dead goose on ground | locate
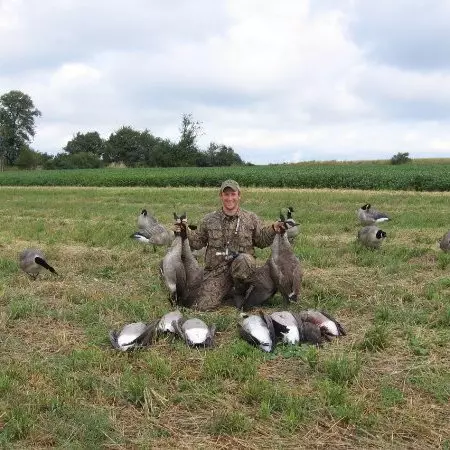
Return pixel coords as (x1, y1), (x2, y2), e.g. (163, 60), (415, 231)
(172, 317), (215, 348)
(269, 212), (303, 304)
(241, 261), (277, 311)
(357, 203), (390, 226)
(160, 213), (187, 306)
(109, 320), (158, 351)
(270, 311), (333, 346)
(297, 310), (346, 338)
(439, 230), (450, 252)
(238, 312), (284, 352)
(156, 310), (184, 333)
(357, 225), (387, 249)
(19, 248), (58, 279)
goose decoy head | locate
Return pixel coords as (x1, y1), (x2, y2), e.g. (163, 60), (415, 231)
(361, 203), (371, 211)
(141, 209), (148, 216)
(288, 292), (298, 303)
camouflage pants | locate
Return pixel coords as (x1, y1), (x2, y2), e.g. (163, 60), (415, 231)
(191, 253), (256, 311)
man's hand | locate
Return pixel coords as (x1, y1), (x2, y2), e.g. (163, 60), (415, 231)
(272, 221), (286, 234)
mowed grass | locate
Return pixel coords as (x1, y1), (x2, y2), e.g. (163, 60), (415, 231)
(0, 186), (449, 449)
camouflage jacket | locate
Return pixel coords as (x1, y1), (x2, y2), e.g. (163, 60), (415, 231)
(187, 208), (276, 270)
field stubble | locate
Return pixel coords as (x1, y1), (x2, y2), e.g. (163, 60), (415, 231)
(0, 186), (449, 449)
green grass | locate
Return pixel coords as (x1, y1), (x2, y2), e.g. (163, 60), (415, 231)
(0, 186), (448, 448)
(1, 162), (450, 190)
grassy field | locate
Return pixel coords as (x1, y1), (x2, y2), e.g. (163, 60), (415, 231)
(0, 186), (449, 449)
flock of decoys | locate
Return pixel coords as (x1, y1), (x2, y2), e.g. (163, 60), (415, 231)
(17, 203), (450, 353)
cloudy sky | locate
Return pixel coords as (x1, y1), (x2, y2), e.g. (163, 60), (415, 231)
(1, 0), (450, 164)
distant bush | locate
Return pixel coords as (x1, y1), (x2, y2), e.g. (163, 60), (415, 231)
(391, 152), (411, 165)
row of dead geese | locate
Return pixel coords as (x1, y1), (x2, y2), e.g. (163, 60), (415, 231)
(109, 309), (346, 352)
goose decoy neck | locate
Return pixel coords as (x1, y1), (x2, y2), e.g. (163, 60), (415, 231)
(361, 203), (371, 210)
(376, 230), (386, 239)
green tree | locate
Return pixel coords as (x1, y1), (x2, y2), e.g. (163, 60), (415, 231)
(0, 90), (41, 165)
(64, 131), (105, 157)
(176, 113), (204, 166)
(391, 152), (411, 165)
(16, 145), (41, 170)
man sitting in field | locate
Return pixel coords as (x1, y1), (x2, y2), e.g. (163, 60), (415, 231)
(177, 179), (285, 310)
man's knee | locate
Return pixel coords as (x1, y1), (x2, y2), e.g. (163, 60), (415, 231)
(231, 253), (256, 282)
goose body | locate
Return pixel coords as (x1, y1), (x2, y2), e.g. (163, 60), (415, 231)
(358, 225), (387, 249)
(357, 204), (390, 226)
(132, 209), (175, 249)
(439, 230), (450, 252)
(269, 311), (300, 344)
(270, 311), (333, 346)
(297, 309), (346, 338)
(269, 217), (303, 303)
(242, 261), (277, 310)
(109, 321), (157, 351)
(19, 249), (58, 279)
(238, 312), (280, 352)
(173, 317), (215, 347)
(160, 213), (187, 306)
(180, 234), (204, 307)
(157, 310), (184, 333)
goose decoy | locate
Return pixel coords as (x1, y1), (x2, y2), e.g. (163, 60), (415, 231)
(238, 312), (283, 352)
(160, 213), (187, 306)
(241, 261), (277, 310)
(19, 248), (58, 279)
(357, 225), (387, 249)
(357, 204), (390, 226)
(439, 230), (450, 252)
(268, 212), (303, 304)
(131, 209), (175, 251)
(156, 310), (184, 333)
(109, 321), (158, 351)
(172, 317), (215, 348)
(297, 309), (346, 338)
(285, 206), (300, 244)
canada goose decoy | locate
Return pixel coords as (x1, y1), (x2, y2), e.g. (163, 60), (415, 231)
(241, 261), (277, 311)
(238, 312), (284, 352)
(357, 225), (387, 249)
(439, 230), (450, 252)
(285, 206), (300, 244)
(357, 204), (390, 226)
(19, 249), (58, 279)
(172, 317), (215, 348)
(268, 212), (303, 304)
(131, 209), (175, 251)
(270, 311), (332, 346)
(109, 320), (158, 351)
(156, 310), (184, 333)
(160, 213), (187, 306)
(297, 310), (346, 338)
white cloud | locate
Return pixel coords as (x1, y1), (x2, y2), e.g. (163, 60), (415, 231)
(1, 0), (450, 163)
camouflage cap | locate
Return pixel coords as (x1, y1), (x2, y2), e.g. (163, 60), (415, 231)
(220, 179), (240, 192)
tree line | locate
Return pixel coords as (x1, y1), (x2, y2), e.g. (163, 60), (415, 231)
(0, 90), (248, 170)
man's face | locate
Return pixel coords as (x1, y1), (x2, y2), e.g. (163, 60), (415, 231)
(220, 188), (240, 214)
